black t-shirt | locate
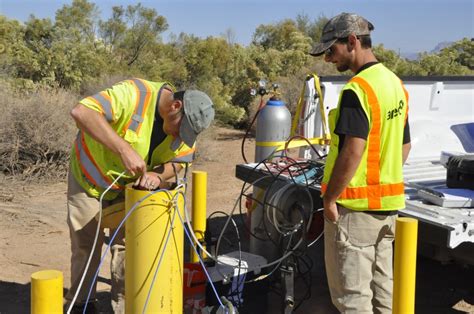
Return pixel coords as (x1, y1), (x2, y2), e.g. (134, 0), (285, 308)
(147, 86), (169, 165)
(335, 62), (411, 151)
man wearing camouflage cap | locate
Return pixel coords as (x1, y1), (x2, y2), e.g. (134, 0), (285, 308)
(311, 13), (411, 313)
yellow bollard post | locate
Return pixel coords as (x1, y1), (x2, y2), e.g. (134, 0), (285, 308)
(393, 217), (418, 314)
(191, 171), (207, 263)
(31, 270), (63, 314)
(125, 185), (184, 314)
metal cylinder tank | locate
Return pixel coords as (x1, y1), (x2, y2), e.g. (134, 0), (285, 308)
(255, 98), (291, 162)
(250, 98), (291, 261)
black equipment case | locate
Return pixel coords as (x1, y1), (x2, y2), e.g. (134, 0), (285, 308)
(446, 155), (474, 190)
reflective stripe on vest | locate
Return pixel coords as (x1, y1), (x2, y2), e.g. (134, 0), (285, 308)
(73, 79), (153, 191)
(353, 76), (383, 208)
(123, 78), (152, 134)
(320, 182), (404, 200)
(171, 147), (196, 163)
(322, 76), (405, 209)
(74, 132), (122, 191)
(86, 91), (114, 122)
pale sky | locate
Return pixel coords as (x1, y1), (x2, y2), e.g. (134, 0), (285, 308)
(1, 0), (473, 54)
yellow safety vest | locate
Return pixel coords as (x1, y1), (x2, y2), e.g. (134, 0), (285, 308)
(321, 64), (409, 211)
(70, 78), (195, 200)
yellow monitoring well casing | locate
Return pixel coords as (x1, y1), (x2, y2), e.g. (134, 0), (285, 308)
(393, 217), (418, 314)
(31, 270), (63, 314)
(191, 171), (207, 262)
(125, 185), (185, 314)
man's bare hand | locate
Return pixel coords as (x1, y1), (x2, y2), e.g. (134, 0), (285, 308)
(323, 199), (339, 222)
(134, 172), (163, 191)
(119, 145), (147, 177)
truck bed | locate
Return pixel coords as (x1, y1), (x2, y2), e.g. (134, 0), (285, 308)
(401, 156), (474, 249)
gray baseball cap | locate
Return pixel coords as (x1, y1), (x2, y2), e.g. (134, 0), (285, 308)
(310, 13), (374, 56)
(179, 90), (215, 147)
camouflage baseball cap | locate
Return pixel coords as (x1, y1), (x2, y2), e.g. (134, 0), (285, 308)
(309, 13), (374, 56)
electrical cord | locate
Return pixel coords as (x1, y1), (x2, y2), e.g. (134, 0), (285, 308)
(207, 211), (245, 308)
(81, 182), (234, 313)
(206, 211), (243, 284)
(229, 134), (327, 291)
(241, 96), (265, 164)
(181, 168), (307, 277)
(284, 135), (324, 159)
(175, 189), (228, 312)
(235, 160), (310, 243)
(66, 171), (126, 314)
(292, 254), (313, 311)
(82, 185), (179, 313)
(255, 160), (314, 248)
(91, 177), (235, 311)
(235, 157), (303, 244)
(71, 135), (325, 313)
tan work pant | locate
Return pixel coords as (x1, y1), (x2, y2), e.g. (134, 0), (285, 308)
(65, 172), (125, 313)
(324, 206), (396, 314)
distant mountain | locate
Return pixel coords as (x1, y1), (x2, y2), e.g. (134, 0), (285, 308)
(430, 41), (453, 53)
(400, 52), (420, 61)
(400, 41), (454, 61)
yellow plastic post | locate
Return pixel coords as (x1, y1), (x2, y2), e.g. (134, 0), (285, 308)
(125, 185), (184, 314)
(191, 171), (207, 263)
(393, 217), (418, 314)
(31, 270), (63, 314)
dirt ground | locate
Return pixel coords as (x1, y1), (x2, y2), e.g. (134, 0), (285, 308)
(0, 127), (473, 313)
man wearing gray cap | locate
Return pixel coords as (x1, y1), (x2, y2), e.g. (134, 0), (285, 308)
(311, 13), (411, 313)
(65, 78), (214, 313)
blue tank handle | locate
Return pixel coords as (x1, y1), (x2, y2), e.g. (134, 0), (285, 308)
(266, 99), (285, 106)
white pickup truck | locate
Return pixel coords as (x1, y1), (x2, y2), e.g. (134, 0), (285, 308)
(307, 76), (474, 264)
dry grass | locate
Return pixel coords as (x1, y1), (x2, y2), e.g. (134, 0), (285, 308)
(0, 83), (77, 180)
(0, 80), (233, 180)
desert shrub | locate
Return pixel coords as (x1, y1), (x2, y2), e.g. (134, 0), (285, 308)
(0, 82), (77, 180)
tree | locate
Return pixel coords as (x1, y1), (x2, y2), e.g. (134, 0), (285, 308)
(441, 38), (474, 70)
(416, 52), (472, 75)
(98, 6), (127, 54)
(114, 3), (168, 66)
(295, 13), (328, 43)
(372, 44), (417, 76)
(54, 0), (99, 43)
(253, 19), (302, 51)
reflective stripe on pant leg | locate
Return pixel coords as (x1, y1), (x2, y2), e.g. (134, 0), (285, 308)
(372, 215), (396, 314)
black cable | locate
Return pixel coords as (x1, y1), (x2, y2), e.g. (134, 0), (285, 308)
(207, 210), (245, 309)
(235, 133), (327, 298)
(241, 96), (265, 164)
(240, 157), (319, 250)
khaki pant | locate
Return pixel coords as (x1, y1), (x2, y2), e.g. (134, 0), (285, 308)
(66, 172), (125, 313)
(324, 206), (396, 314)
